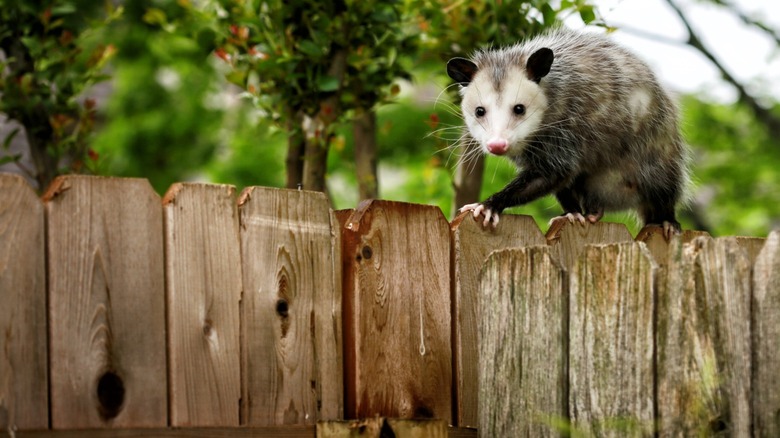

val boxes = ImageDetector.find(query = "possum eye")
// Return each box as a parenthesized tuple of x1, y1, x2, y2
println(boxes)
(475, 106, 486, 118)
(513, 104, 526, 115)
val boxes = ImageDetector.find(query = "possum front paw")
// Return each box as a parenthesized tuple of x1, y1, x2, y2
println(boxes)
(459, 202, 500, 228)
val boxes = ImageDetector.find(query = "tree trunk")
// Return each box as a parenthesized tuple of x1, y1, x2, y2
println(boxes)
(352, 109, 378, 200)
(285, 111, 305, 189)
(301, 116, 330, 193)
(452, 144, 485, 217)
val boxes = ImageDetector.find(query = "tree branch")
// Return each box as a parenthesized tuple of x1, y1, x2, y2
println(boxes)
(664, 0, 780, 139)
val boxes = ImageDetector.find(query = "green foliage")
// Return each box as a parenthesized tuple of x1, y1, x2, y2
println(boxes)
(90, 0, 225, 193)
(0, 0, 114, 187)
(216, 0, 416, 119)
(681, 95, 780, 236)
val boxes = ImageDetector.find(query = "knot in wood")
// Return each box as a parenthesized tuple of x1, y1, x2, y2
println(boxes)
(361, 245, 373, 260)
(276, 299, 289, 318)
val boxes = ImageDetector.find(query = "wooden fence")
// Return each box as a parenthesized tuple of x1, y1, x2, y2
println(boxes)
(0, 173, 776, 437)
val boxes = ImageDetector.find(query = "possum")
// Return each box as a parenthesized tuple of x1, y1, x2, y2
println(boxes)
(446, 28, 689, 237)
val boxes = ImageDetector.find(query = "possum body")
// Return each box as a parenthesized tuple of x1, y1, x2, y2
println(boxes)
(447, 28, 689, 235)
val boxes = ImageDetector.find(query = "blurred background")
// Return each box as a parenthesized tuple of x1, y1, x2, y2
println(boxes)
(1, 0, 778, 237)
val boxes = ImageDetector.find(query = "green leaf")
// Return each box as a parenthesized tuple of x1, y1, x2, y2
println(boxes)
(0, 153, 22, 165)
(541, 4, 556, 26)
(317, 75, 340, 92)
(2, 128, 20, 151)
(579, 6, 596, 24)
(298, 40, 324, 57)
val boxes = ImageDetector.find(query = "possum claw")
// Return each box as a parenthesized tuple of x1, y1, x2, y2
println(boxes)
(459, 203, 499, 228)
(662, 221, 682, 240)
(549, 212, 588, 226)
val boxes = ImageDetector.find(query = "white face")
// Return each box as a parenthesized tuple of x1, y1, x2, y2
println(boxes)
(461, 67, 548, 157)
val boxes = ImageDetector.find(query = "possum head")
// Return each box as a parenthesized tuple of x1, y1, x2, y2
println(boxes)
(447, 47, 553, 157)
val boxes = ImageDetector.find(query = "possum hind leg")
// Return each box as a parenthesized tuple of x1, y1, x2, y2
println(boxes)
(638, 184, 682, 239)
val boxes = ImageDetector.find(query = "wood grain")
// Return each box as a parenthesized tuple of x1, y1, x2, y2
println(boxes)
(546, 221, 632, 271)
(44, 175, 167, 428)
(0, 174, 48, 430)
(163, 183, 242, 426)
(655, 236, 752, 436)
(238, 186, 342, 426)
(635, 225, 710, 266)
(751, 231, 780, 437)
(341, 200, 451, 422)
(450, 212, 545, 427)
(478, 246, 567, 437)
(568, 243, 656, 437)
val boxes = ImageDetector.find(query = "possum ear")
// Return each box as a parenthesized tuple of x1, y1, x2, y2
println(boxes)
(447, 58, 478, 85)
(526, 48, 554, 83)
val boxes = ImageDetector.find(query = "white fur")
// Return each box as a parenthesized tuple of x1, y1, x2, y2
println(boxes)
(461, 67, 548, 158)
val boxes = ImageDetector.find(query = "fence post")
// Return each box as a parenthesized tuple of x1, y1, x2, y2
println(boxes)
(0, 174, 48, 431)
(569, 242, 656, 436)
(450, 213, 545, 427)
(238, 186, 343, 425)
(163, 183, 242, 426)
(478, 246, 567, 437)
(44, 175, 167, 428)
(341, 200, 451, 422)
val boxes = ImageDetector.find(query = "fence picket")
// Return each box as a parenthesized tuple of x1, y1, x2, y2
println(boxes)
(751, 231, 779, 437)
(478, 246, 567, 437)
(238, 186, 342, 425)
(163, 183, 242, 426)
(656, 237, 752, 436)
(546, 221, 632, 271)
(450, 212, 545, 427)
(341, 200, 451, 422)
(44, 175, 167, 428)
(0, 174, 48, 430)
(568, 242, 656, 436)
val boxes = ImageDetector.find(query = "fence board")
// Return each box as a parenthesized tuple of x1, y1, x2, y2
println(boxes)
(478, 246, 567, 437)
(341, 200, 451, 422)
(450, 212, 545, 427)
(656, 237, 752, 436)
(44, 175, 167, 428)
(0, 174, 48, 430)
(238, 187, 342, 426)
(752, 231, 780, 437)
(569, 243, 656, 436)
(635, 225, 710, 266)
(546, 221, 632, 271)
(163, 183, 242, 426)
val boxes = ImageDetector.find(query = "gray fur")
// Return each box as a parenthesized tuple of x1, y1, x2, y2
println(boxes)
(450, 28, 690, 230)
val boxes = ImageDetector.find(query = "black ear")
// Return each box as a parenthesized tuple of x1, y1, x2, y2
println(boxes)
(526, 47, 554, 83)
(447, 57, 478, 85)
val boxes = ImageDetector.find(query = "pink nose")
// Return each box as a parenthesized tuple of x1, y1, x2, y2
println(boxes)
(486, 139, 509, 155)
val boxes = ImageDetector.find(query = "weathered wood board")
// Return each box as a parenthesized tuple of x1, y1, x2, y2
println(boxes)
(568, 243, 656, 437)
(0, 174, 48, 430)
(655, 237, 752, 436)
(450, 212, 545, 427)
(635, 225, 710, 266)
(163, 183, 242, 426)
(478, 246, 567, 437)
(751, 231, 780, 437)
(238, 186, 342, 425)
(45, 175, 167, 428)
(341, 200, 451, 422)
(546, 221, 632, 271)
